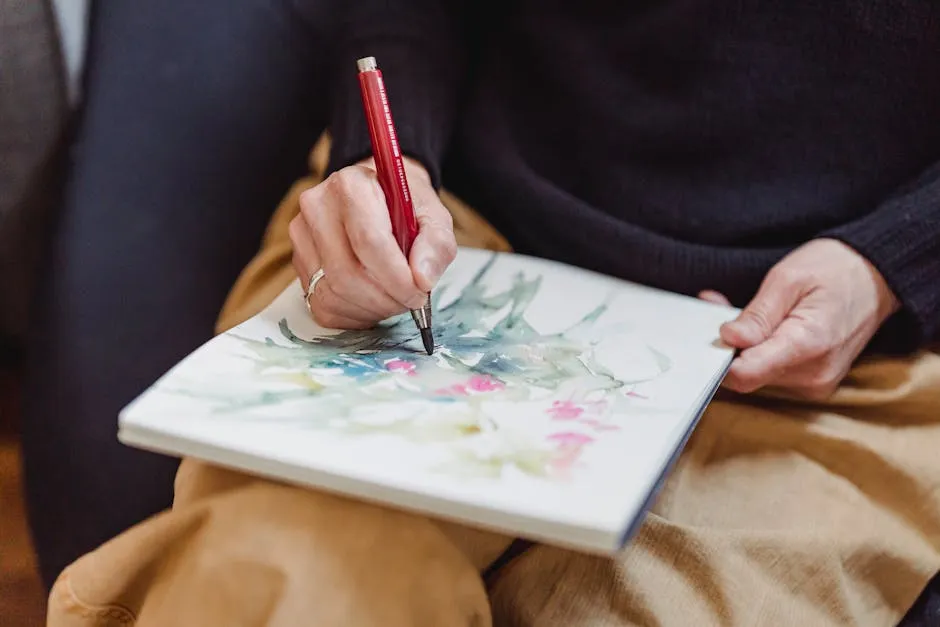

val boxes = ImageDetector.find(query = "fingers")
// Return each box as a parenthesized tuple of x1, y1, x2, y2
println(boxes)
(289, 212, 399, 328)
(710, 240, 886, 399)
(721, 277, 845, 395)
(720, 266, 806, 348)
(723, 317, 821, 393)
(289, 218, 378, 328)
(311, 281, 380, 330)
(403, 155, 459, 293)
(698, 290, 732, 306)
(289, 215, 321, 289)
(331, 168, 429, 309)
(304, 188, 407, 313)
(762, 329, 850, 400)
(289, 161, 457, 331)
(698, 287, 840, 396)
(727, 351, 847, 400)
(718, 260, 836, 394)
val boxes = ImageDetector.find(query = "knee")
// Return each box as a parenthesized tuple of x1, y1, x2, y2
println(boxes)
(167, 479, 493, 625)
(49, 475, 492, 626)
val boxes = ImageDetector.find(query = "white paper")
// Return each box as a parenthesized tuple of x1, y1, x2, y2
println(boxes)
(118, 248, 738, 552)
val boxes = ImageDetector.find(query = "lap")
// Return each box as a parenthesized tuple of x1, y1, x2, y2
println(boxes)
(48, 352, 940, 627)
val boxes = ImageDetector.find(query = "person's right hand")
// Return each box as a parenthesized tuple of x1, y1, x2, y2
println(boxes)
(289, 156, 458, 330)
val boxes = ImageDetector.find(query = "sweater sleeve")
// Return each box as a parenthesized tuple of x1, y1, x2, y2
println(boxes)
(823, 161, 940, 350)
(325, 1, 476, 190)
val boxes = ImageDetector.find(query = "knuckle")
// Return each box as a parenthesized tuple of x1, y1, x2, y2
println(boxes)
(335, 169, 356, 193)
(351, 163, 378, 179)
(320, 172, 345, 202)
(329, 167, 363, 198)
(298, 187, 321, 215)
(743, 307, 774, 335)
(288, 215, 306, 243)
(324, 169, 345, 187)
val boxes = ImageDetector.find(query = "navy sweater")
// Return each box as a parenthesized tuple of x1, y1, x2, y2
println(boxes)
(327, 1, 940, 353)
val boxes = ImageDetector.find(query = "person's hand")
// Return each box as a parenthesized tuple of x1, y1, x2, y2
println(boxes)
(699, 238, 900, 399)
(289, 156, 457, 329)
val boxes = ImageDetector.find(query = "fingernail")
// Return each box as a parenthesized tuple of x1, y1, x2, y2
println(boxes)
(725, 321, 760, 345)
(720, 321, 749, 346)
(418, 258, 442, 285)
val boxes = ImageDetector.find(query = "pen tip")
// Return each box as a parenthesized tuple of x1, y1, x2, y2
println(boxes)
(420, 328, 435, 356)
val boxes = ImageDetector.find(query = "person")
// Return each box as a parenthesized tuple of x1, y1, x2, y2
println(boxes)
(43, 1, 940, 625)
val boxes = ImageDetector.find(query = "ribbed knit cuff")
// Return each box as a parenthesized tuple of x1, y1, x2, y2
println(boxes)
(824, 173, 940, 349)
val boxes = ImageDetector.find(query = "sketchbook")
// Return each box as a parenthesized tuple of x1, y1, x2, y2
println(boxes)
(118, 247, 739, 554)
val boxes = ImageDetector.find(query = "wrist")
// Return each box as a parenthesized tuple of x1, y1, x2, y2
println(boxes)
(872, 268, 902, 321)
(831, 238, 902, 321)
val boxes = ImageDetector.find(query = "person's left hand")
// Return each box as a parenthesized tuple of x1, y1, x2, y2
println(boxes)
(699, 238, 900, 399)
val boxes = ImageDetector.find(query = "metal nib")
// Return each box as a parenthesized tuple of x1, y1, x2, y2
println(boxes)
(411, 292, 434, 355)
(420, 328, 435, 355)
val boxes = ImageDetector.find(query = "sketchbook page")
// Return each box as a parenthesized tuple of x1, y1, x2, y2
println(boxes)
(119, 248, 739, 552)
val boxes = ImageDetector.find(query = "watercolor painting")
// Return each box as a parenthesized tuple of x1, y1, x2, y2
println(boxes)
(156, 253, 674, 481)
(119, 247, 740, 551)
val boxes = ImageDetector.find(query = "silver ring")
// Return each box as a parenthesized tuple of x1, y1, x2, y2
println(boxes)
(304, 268, 326, 314)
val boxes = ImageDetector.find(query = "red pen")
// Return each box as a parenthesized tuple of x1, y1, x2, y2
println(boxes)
(356, 56, 435, 355)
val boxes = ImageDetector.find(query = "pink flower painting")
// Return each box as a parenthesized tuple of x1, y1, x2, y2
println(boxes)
(385, 358, 417, 376)
(547, 400, 584, 421)
(546, 431, 595, 478)
(466, 375, 505, 392)
(546, 398, 619, 432)
(435, 375, 506, 397)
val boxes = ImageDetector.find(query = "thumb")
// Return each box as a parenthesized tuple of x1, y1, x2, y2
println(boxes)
(721, 270, 803, 349)
(409, 211, 458, 293)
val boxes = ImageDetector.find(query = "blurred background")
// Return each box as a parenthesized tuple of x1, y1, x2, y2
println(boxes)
(1, 1, 90, 624)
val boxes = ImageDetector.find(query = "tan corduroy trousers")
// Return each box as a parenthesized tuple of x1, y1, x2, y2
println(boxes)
(47, 140, 940, 626)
